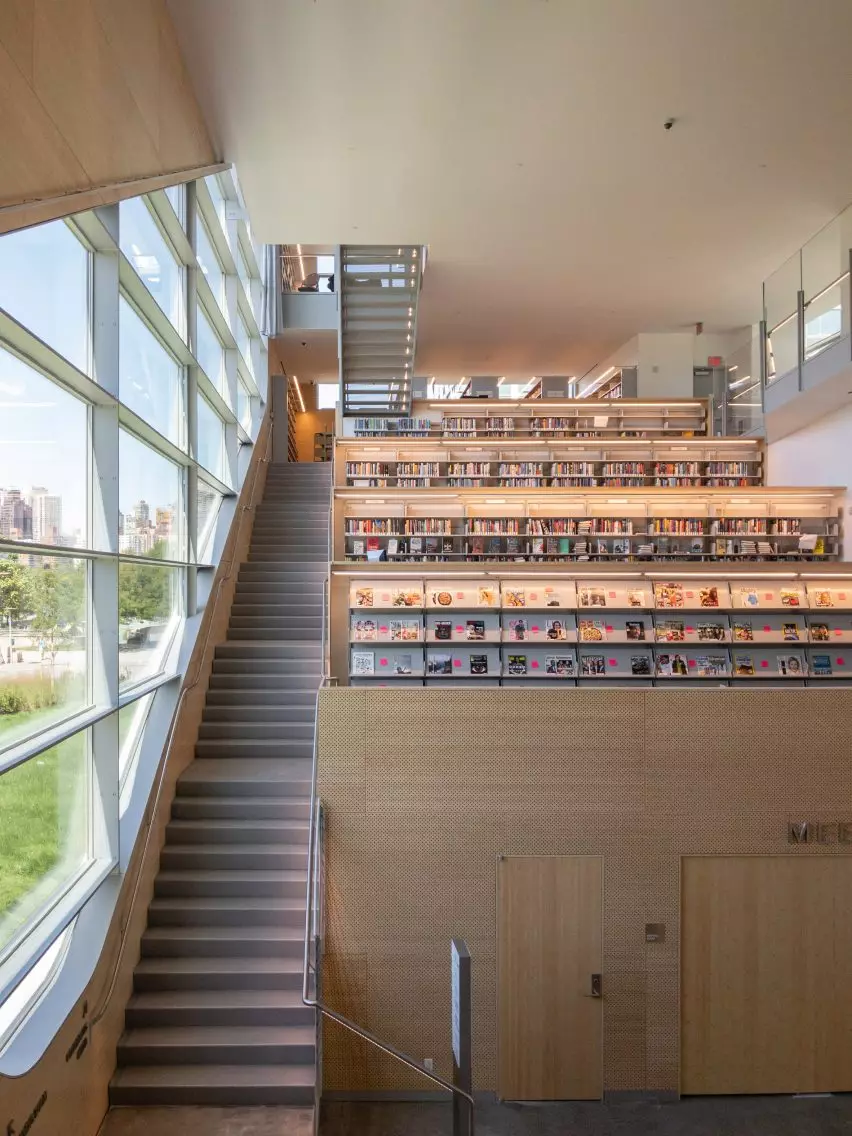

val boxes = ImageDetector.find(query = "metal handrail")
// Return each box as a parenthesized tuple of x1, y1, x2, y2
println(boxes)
(89, 412, 274, 1029)
(302, 454, 475, 1120)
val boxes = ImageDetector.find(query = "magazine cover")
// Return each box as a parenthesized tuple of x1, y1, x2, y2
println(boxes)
(504, 588, 526, 608)
(578, 586, 607, 608)
(778, 654, 804, 677)
(579, 619, 605, 642)
(699, 585, 720, 608)
(353, 619, 378, 641)
(427, 652, 452, 675)
(732, 621, 754, 642)
(697, 622, 726, 642)
(696, 655, 727, 677)
(813, 589, 834, 608)
(390, 620, 419, 641)
(654, 582, 684, 608)
(546, 619, 568, 641)
(810, 622, 830, 642)
(465, 620, 486, 641)
(393, 654, 413, 676)
(782, 623, 801, 642)
(580, 654, 605, 676)
(434, 620, 453, 641)
(733, 653, 755, 676)
(469, 653, 489, 675)
(478, 585, 497, 607)
(355, 586, 374, 608)
(432, 589, 454, 607)
(507, 654, 527, 676)
(656, 620, 685, 642)
(546, 655, 575, 677)
(626, 620, 646, 640)
(352, 651, 375, 675)
(392, 587, 421, 607)
(740, 588, 760, 608)
(631, 655, 651, 676)
(627, 588, 645, 607)
(812, 654, 832, 676)
(781, 587, 803, 607)
(507, 618, 528, 641)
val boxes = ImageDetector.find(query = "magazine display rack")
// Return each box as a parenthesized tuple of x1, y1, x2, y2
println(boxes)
(341, 572, 852, 687)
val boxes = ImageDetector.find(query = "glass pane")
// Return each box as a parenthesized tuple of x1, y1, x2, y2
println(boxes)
(0, 554, 88, 753)
(0, 219, 90, 374)
(196, 218, 224, 314)
(165, 183, 185, 226)
(0, 349, 88, 550)
(196, 395, 226, 483)
(119, 562, 182, 690)
(119, 197, 185, 336)
(119, 430, 185, 561)
(196, 305, 225, 396)
(118, 693, 153, 783)
(236, 314, 252, 372)
(237, 383, 252, 434)
(0, 732, 90, 954)
(119, 298, 184, 446)
(237, 244, 252, 293)
(196, 480, 223, 562)
(205, 176, 229, 239)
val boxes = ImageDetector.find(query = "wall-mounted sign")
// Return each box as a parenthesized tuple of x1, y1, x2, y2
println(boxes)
(645, 923, 666, 943)
(788, 821, 852, 844)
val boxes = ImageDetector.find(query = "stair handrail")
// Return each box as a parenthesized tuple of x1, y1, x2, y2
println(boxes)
(303, 452, 475, 1120)
(89, 411, 274, 1031)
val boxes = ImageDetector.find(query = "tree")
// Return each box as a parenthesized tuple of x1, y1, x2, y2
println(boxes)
(119, 545, 170, 626)
(0, 557, 32, 626)
(29, 562, 85, 665)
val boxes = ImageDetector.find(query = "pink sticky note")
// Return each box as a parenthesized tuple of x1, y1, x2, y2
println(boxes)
(529, 593, 539, 602)
(760, 659, 769, 668)
(765, 593, 774, 601)
(605, 625, 614, 633)
(686, 626, 695, 633)
(379, 658, 388, 667)
(839, 593, 847, 601)
(531, 625, 540, 633)
(531, 659, 540, 669)
(381, 594, 390, 603)
(455, 626, 463, 633)
(453, 658, 462, 668)
(763, 626, 771, 633)
(836, 629, 844, 636)
(608, 658, 617, 667)
(456, 592, 464, 599)
(379, 626, 388, 634)
(686, 591, 694, 599)
(609, 591, 617, 599)
(688, 659, 696, 669)
(838, 658, 846, 666)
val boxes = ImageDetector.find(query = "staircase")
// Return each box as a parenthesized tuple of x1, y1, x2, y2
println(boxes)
(110, 461, 331, 1108)
(340, 245, 423, 417)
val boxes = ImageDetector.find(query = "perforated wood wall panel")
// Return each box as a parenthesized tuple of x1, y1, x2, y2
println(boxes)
(317, 688, 852, 1093)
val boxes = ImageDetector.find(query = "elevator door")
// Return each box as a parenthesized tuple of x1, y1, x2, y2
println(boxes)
(497, 855, 603, 1100)
(681, 855, 852, 1094)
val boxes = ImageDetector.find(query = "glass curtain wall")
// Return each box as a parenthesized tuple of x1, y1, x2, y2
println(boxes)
(0, 169, 265, 1027)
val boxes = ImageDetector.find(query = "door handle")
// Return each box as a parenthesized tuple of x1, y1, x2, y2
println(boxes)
(584, 973, 603, 998)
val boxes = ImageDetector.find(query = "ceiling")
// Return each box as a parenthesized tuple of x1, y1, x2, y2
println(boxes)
(168, 0, 852, 380)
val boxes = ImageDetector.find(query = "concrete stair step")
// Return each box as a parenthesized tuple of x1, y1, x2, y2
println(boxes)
(148, 895, 307, 927)
(165, 818, 310, 844)
(207, 675, 321, 691)
(154, 869, 307, 898)
(141, 924, 305, 958)
(230, 604, 323, 615)
(176, 759, 312, 795)
(212, 658, 318, 673)
(110, 1063, 315, 1107)
(225, 627, 323, 641)
(202, 706, 314, 724)
(198, 722, 314, 740)
(159, 843, 309, 872)
(117, 1025, 315, 1066)
(133, 955, 304, 992)
(204, 690, 316, 708)
(215, 641, 320, 659)
(194, 740, 313, 760)
(125, 989, 314, 1029)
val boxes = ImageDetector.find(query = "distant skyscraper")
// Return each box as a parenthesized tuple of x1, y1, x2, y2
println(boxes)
(155, 508, 174, 541)
(0, 489, 32, 541)
(134, 500, 150, 527)
(29, 487, 62, 546)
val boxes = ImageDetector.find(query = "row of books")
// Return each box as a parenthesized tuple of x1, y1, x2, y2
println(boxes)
(346, 534, 830, 558)
(350, 648, 841, 679)
(345, 459, 759, 477)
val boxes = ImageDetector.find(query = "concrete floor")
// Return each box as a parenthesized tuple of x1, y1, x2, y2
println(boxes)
(100, 1107, 314, 1136)
(320, 1096, 852, 1135)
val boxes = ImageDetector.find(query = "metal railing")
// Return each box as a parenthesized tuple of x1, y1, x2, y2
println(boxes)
(302, 455, 475, 1130)
(87, 411, 274, 1031)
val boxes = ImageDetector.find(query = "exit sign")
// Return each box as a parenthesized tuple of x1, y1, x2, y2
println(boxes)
(708, 355, 722, 366)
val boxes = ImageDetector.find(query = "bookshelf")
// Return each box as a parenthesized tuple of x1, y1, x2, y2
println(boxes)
(340, 398, 709, 440)
(336, 567, 852, 687)
(337, 438, 764, 490)
(336, 487, 843, 564)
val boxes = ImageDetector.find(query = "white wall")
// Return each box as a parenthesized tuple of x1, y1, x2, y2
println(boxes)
(767, 402, 852, 554)
(637, 332, 694, 397)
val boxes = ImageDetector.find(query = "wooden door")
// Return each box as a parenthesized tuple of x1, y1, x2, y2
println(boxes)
(681, 855, 852, 1094)
(497, 855, 603, 1100)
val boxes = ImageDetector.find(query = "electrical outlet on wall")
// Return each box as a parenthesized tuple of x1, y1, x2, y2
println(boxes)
(424, 1057, 434, 1072)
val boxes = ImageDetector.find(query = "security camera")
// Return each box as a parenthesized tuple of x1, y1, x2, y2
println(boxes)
(301, 341, 307, 347)
(664, 118, 675, 131)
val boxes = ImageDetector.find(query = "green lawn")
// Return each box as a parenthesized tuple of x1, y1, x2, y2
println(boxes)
(0, 733, 87, 948)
